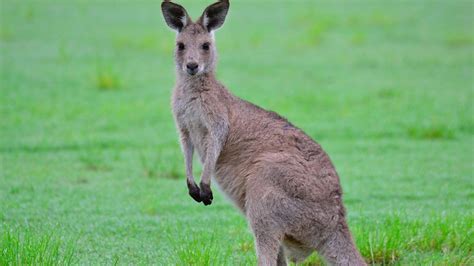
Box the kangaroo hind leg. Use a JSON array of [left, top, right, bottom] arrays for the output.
[[317, 223, 366, 266], [250, 221, 286, 266], [247, 192, 287, 266]]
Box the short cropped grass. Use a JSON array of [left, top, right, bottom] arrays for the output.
[[1, 0, 473, 265]]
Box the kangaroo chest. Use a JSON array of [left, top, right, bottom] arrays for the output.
[[173, 91, 209, 162]]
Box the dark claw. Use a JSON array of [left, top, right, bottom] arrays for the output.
[[187, 180, 202, 203], [199, 183, 213, 206]]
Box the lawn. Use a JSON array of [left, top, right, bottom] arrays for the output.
[[1, 0, 473, 265]]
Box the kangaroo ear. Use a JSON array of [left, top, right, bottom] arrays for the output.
[[199, 0, 229, 32], [161, 1, 191, 32]]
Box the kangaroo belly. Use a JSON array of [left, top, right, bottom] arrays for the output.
[[214, 162, 248, 212], [187, 123, 208, 163]]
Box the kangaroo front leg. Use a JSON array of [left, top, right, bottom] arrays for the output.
[[180, 129, 201, 203], [199, 135, 218, 205], [199, 120, 228, 205]]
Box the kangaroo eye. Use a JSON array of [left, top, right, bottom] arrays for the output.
[[177, 42, 185, 51], [202, 42, 210, 51]]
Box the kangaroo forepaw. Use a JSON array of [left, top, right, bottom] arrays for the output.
[[187, 180, 202, 203], [199, 183, 213, 206]]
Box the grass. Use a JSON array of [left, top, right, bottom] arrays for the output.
[[1, 0, 473, 265], [0, 228, 76, 265], [95, 70, 121, 91]]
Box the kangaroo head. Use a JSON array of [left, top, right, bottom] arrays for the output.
[[161, 0, 229, 76]]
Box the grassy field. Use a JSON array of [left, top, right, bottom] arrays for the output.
[[1, 0, 473, 265]]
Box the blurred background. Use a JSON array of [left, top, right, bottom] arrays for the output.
[[1, 0, 472, 265]]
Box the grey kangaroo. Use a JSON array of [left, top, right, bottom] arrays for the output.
[[161, 1, 366, 265]]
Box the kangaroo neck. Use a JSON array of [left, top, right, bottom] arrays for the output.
[[176, 72, 218, 93]]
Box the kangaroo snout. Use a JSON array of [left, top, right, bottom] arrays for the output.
[[186, 62, 199, 75]]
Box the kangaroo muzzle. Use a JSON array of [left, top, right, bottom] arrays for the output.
[[186, 62, 199, 75]]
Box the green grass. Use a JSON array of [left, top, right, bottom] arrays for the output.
[[1, 0, 473, 265], [1, 228, 76, 265]]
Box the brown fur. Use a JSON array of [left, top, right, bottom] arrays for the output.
[[161, 1, 366, 265]]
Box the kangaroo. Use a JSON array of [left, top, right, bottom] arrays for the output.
[[161, 1, 366, 265]]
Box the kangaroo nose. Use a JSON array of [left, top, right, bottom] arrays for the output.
[[186, 62, 199, 75], [186, 62, 198, 71]]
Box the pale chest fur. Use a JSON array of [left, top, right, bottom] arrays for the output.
[[172, 87, 209, 162], [172, 80, 245, 210]]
